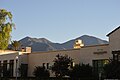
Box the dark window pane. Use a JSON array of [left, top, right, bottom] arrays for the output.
[[3, 60, 7, 77], [9, 60, 14, 77]]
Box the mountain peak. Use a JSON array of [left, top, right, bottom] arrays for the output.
[[20, 36, 32, 42], [76, 35, 108, 45], [79, 35, 96, 38], [20, 36, 52, 44], [19, 35, 108, 52]]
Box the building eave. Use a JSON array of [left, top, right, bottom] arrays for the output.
[[107, 26, 120, 36]]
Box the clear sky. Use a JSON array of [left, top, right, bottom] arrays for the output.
[[0, 0, 120, 43]]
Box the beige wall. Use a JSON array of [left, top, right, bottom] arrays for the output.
[[2, 26, 120, 77], [0, 45, 111, 77], [0, 52, 19, 77], [27, 44, 110, 77], [0, 51, 29, 77], [109, 28, 120, 52], [79, 44, 110, 65], [28, 49, 81, 76], [0, 44, 111, 77], [0, 27, 120, 77], [19, 54, 29, 64]]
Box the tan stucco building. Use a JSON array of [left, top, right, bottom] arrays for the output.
[[0, 26, 120, 77]]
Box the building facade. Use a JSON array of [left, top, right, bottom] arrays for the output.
[[0, 26, 120, 77]]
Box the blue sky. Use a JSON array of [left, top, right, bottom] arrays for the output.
[[0, 0, 120, 43]]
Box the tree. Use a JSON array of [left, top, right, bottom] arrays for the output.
[[11, 40, 21, 51], [104, 60, 120, 79], [33, 66, 50, 78], [0, 9, 14, 50], [69, 63, 93, 79], [51, 54, 73, 77]]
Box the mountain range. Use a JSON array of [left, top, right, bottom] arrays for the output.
[[19, 35, 108, 52]]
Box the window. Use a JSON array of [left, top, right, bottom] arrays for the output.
[[47, 63, 49, 69], [0, 61, 1, 77], [43, 63, 45, 67], [112, 51, 120, 61], [3, 60, 7, 77], [19, 64, 28, 77], [9, 60, 14, 77], [93, 59, 108, 74], [70, 62, 75, 68]]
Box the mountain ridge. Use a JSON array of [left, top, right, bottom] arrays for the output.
[[19, 35, 108, 52]]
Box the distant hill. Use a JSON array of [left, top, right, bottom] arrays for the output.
[[19, 35, 108, 52], [61, 35, 108, 49]]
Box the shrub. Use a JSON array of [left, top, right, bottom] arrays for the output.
[[51, 54, 73, 77], [69, 63, 93, 78], [33, 66, 50, 78]]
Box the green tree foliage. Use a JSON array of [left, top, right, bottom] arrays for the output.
[[11, 40, 21, 51], [69, 63, 93, 78], [0, 9, 14, 50], [104, 60, 120, 79], [33, 66, 50, 78], [52, 54, 73, 77]]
